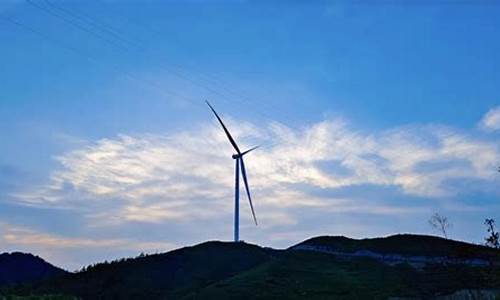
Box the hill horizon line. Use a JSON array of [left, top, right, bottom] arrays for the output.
[[2, 232, 500, 299], [2, 232, 494, 272]]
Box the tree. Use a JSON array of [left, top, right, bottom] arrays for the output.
[[428, 213, 452, 239], [484, 218, 500, 249]]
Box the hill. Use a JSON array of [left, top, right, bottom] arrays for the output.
[[293, 234, 500, 259], [2, 234, 500, 299], [191, 235, 500, 299], [2, 241, 279, 299], [0, 252, 67, 286]]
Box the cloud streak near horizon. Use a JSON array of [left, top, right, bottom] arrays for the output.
[[7, 107, 498, 229], [19, 110, 500, 201], [3, 106, 500, 269]]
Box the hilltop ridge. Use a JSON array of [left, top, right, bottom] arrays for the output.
[[1, 234, 500, 299], [293, 234, 500, 259], [0, 252, 67, 286]]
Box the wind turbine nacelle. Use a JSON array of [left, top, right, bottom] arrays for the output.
[[232, 154, 240, 159]]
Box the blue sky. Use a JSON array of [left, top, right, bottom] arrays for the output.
[[1, 0, 500, 270]]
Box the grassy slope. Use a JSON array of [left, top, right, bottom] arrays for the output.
[[3, 241, 277, 299], [187, 235, 500, 299], [186, 250, 500, 300], [3, 234, 500, 299], [294, 234, 500, 260]]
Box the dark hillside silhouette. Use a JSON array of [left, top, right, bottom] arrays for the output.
[[293, 234, 500, 259], [4, 241, 278, 299], [2, 235, 500, 299], [0, 252, 67, 286]]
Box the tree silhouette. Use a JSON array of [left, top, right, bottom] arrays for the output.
[[428, 213, 452, 239], [484, 218, 500, 249]]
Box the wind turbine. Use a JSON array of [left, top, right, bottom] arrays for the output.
[[206, 100, 258, 242]]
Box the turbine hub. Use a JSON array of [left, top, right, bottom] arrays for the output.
[[232, 154, 240, 159]]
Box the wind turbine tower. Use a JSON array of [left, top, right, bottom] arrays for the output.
[[206, 101, 258, 242]]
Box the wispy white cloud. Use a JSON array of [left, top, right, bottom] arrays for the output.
[[14, 111, 500, 228], [7, 107, 500, 270], [479, 106, 500, 131]]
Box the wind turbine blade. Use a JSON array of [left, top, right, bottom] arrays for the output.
[[240, 158, 257, 226], [241, 145, 259, 156], [206, 100, 241, 154]]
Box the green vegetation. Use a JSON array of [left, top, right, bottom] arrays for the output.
[[2, 235, 500, 299], [185, 251, 500, 299], [1, 241, 277, 299], [295, 234, 500, 259]]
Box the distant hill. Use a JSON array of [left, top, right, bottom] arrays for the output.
[[293, 234, 500, 259], [3, 241, 279, 299], [0, 252, 67, 286], [2, 235, 500, 299], [189, 235, 500, 299]]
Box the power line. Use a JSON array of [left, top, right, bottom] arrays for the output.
[[1, 16, 195, 105], [18, 1, 335, 151], [25, 1, 240, 107], [43, 0, 142, 51], [1, 14, 220, 148], [32, 0, 310, 131]]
